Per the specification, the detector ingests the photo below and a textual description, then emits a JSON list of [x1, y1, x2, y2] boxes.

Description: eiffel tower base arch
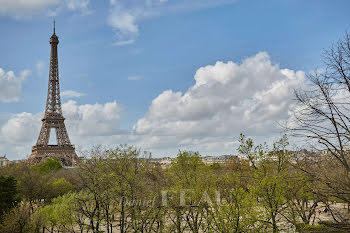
[[29, 145, 78, 166]]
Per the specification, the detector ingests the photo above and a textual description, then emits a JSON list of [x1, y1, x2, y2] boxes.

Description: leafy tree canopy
[[0, 175, 20, 221], [33, 158, 62, 173]]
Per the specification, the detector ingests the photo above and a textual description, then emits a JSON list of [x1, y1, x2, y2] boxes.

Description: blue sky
[[0, 0, 349, 160]]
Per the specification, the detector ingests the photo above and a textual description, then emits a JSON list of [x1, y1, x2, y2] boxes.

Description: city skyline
[[0, 0, 350, 160]]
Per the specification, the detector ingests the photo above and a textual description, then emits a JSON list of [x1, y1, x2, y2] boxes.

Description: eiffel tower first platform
[[29, 23, 78, 166]]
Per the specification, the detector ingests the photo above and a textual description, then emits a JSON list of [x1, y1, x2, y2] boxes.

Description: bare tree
[[289, 33, 350, 223]]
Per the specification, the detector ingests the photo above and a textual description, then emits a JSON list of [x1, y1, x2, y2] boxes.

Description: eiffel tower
[[29, 22, 78, 166]]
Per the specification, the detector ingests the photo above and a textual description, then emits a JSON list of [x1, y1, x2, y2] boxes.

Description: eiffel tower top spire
[[46, 21, 62, 119], [50, 21, 59, 44]]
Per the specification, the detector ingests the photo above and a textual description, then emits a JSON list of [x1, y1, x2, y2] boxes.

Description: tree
[[0, 202, 31, 233], [209, 173, 261, 233], [289, 33, 350, 225], [32, 193, 86, 233], [282, 167, 319, 229], [106, 145, 165, 233], [238, 134, 295, 232], [75, 145, 165, 233], [33, 158, 62, 173], [75, 151, 111, 233], [13, 163, 59, 206], [46, 178, 74, 201], [167, 151, 216, 233], [0, 175, 20, 221]]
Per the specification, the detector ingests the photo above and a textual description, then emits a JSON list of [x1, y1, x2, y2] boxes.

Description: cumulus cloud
[[1, 112, 42, 144], [108, 0, 236, 45], [132, 52, 306, 155], [0, 0, 91, 18], [62, 100, 123, 137], [0, 68, 30, 103], [61, 90, 86, 98]]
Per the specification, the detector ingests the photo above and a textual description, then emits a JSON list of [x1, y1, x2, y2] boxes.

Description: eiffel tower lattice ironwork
[[29, 22, 78, 166]]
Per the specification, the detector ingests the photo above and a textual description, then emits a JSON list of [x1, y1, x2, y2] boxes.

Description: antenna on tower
[[53, 20, 56, 34]]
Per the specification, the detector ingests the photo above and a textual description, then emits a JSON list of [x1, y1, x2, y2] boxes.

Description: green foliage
[[238, 133, 267, 169], [33, 158, 62, 173], [0, 161, 78, 205], [169, 151, 208, 187], [168, 151, 216, 208], [0, 175, 20, 221], [166, 151, 217, 232], [31, 193, 78, 232], [73, 145, 166, 232], [211, 173, 262, 232], [238, 134, 296, 232], [0, 202, 31, 233], [0, 140, 347, 232], [47, 178, 73, 199]]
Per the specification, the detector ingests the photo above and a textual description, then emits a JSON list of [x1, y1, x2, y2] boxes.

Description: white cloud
[[61, 90, 86, 98], [113, 39, 136, 46], [0, 68, 30, 103], [132, 52, 306, 155], [62, 100, 123, 137], [0, 0, 91, 18], [0, 0, 59, 18], [108, 5, 139, 46], [65, 0, 89, 11], [0, 112, 42, 144], [108, 0, 237, 45], [48, 0, 91, 17]]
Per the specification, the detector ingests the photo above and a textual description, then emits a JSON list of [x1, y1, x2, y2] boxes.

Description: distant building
[[144, 151, 152, 159], [149, 157, 174, 169], [159, 157, 173, 169], [201, 155, 238, 165], [11, 159, 25, 164], [0, 156, 10, 167], [148, 155, 242, 169]]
